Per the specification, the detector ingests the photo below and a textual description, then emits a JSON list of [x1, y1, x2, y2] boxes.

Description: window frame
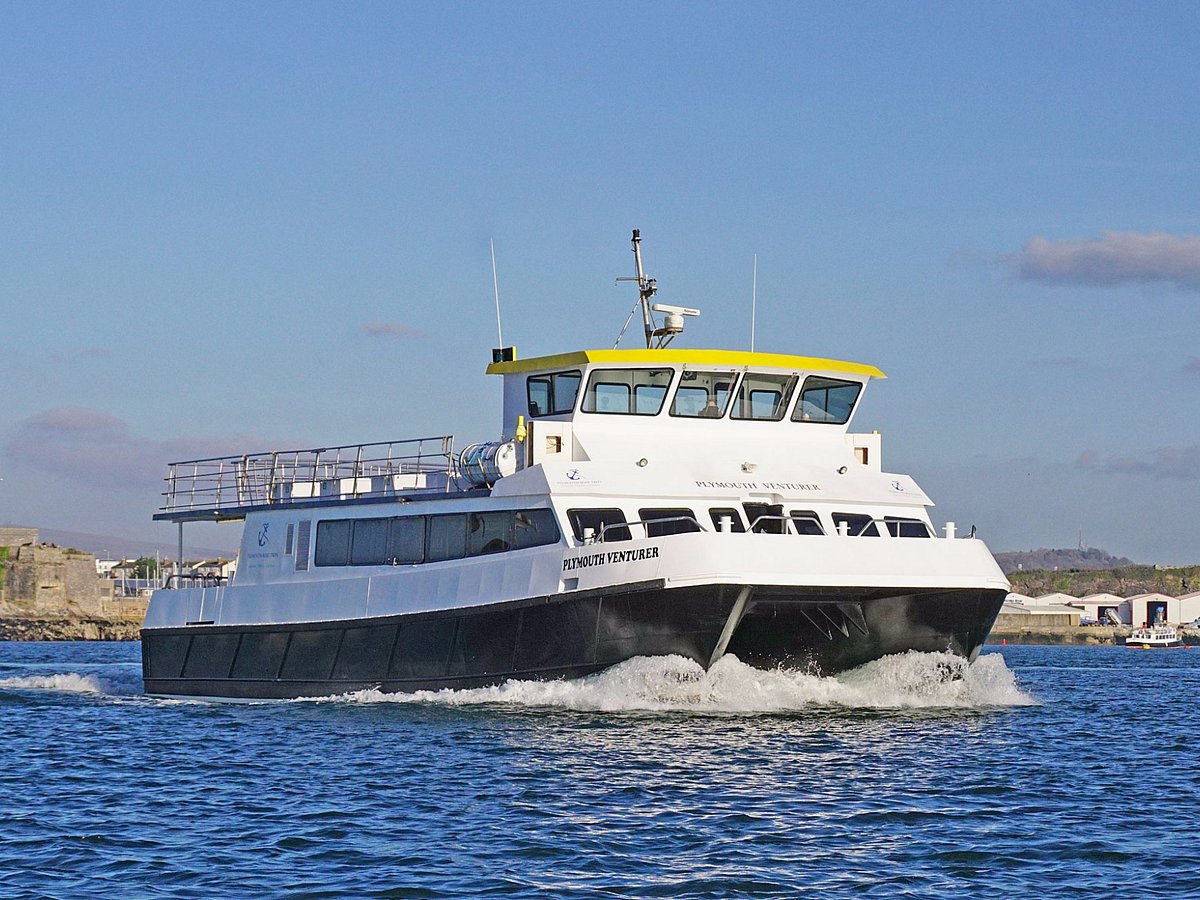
[[792, 376, 864, 425]]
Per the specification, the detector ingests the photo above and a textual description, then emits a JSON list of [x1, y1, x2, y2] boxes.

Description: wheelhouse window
[[468, 511, 514, 555], [731, 373, 798, 421], [884, 517, 931, 538], [527, 370, 582, 417], [427, 513, 468, 563], [793, 376, 863, 424], [670, 370, 737, 418], [513, 509, 560, 549], [581, 368, 674, 415], [833, 513, 879, 537], [567, 508, 631, 542], [638, 508, 702, 537]]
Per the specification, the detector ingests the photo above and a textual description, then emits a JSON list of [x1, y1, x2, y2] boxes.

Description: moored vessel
[[1122, 624, 1184, 649], [141, 231, 1010, 700]]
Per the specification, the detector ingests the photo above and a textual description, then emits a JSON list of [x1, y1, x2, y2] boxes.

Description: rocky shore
[[0, 616, 142, 641], [987, 624, 1200, 646]]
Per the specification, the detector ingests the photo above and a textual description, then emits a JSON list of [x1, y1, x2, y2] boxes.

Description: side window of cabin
[[314, 519, 352, 566], [638, 508, 702, 537], [581, 369, 673, 415], [709, 508, 746, 533], [527, 370, 582, 417], [833, 513, 879, 537], [350, 518, 390, 566], [793, 376, 863, 424], [512, 509, 561, 549], [670, 371, 737, 418], [426, 513, 468, 562], [468, 511, 513, 555], [731, 373, 798, 421], [884, 517, 931, 538], [567, 508, 631, 542], [388, 517, 425, 563], [789, 510, 825, 535], [743, 502, 785, 534]]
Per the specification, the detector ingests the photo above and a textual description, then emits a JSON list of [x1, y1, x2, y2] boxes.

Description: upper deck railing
[[157, 436, 459, 522]]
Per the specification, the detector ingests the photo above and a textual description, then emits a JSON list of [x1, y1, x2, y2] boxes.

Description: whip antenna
[[750, 253, 758, 352], [491, 238, 503, 348]]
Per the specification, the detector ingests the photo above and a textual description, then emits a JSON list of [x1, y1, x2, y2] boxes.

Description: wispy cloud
[[79, 346, 111, 359], [1017, 231, 1200, 291], [363, 321, 426, 339], [1076, 445, 1200, 480], [4, 407, 270, 491]]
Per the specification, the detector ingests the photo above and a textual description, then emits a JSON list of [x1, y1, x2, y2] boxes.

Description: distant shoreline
[[0, 617, 141, 641]]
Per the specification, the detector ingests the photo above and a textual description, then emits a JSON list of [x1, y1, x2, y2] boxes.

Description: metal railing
[[160, 436, 457, 519]]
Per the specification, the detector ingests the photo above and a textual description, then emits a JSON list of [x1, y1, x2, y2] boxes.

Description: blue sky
[[1, 2, 1197, 562]]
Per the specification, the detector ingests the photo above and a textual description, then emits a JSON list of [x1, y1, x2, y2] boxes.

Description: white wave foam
[[0, 672, 105, 694], [317, 651, 1035, 713]]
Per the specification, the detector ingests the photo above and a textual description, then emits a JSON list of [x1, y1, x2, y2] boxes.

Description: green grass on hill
[[1007, 565, 1200, 598]]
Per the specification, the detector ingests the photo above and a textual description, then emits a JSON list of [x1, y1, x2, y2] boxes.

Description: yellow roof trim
[[486, 348, 886, 379]]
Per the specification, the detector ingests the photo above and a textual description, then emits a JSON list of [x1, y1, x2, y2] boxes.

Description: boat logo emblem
[[890, 480, 904, 492], [258, 523, 270, 546], [565, 469, 581, 481]]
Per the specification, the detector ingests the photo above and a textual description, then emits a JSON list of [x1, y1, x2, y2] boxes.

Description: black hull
[[141, 582, 1007, 700]]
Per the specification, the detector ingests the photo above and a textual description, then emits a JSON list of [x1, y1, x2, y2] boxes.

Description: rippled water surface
[[2, 642, 1198, 898]]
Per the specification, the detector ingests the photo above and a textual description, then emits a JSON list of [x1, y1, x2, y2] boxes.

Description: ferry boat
[[141, 231, 1010, 700], [1123, 624, 1184, 649]]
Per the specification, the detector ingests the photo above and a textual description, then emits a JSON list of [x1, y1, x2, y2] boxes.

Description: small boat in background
[[1123, 624, 1184, 649]]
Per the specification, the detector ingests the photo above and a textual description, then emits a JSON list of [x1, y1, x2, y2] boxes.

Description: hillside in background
[[1006, 563, 1200, 598], [994, 548, 1134, 574]]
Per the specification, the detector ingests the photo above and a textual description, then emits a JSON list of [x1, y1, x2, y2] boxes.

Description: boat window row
[[566, 506, 930, 542], [314, 508, 560, 567], [527, 368, 862, 424]]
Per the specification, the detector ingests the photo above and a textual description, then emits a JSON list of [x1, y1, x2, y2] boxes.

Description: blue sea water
[[1, 643, 1198, 899]]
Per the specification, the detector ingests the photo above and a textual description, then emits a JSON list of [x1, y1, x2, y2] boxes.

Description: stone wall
[[0, 526, 38, 549], [1, 543, 109, 616]]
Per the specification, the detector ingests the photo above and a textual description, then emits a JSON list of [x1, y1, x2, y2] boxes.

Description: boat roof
[[485, 348, 887, 379]]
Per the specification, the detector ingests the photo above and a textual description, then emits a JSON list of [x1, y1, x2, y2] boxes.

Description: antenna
[[490, 238, 503, 348], [750, 253, 757, 352], [615, 229, 699, 349]]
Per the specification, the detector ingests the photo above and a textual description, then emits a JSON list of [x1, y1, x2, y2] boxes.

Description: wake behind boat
[[141, 231, 1010, 700]]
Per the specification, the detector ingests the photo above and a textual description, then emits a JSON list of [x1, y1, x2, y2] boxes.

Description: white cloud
[[1018, 231, 1200, 290]]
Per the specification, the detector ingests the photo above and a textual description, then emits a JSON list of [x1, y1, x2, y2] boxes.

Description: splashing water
[[318, 651, 1036, 713], [0, 673, 105, 694]]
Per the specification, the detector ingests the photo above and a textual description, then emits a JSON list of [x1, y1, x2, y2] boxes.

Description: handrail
[[159, 436, 458, 519], [596, 515, 707, 542], [163, 573, 228, 589]]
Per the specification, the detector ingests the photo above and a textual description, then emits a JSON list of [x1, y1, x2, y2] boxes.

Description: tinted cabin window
[[731, 373, 798, 421], [567, 508, 631, 542], [709, 508, 746, 533], [388, 517, 425, 564], [789, 510, 825, 535], [314, 519, 352, 566], [512, 509, 561, 549], [350, 518, 390, 565], [468, 511, 513, 555], [793, 376, 863, 424], [670, 371, 737, 418], [885, 517, 931, 538], [833, 513, 879, 537], [582, 368, 673, 415], [743, 502, 785, 534], [638, 508, 702, 537], [427, 514, 468, 562], [527, 370, 582, 417]]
